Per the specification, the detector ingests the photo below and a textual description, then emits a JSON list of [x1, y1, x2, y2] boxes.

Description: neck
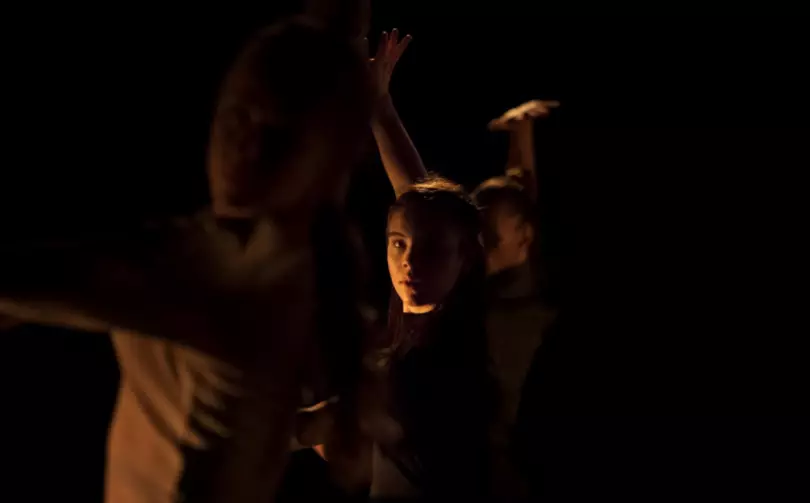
[[486, 252, 529, 276], [403, 303, 436, 315], [211, 201, 258, 220], [487, 257, 516, 276]]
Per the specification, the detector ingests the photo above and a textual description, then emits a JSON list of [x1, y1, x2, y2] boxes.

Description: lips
[[402, 278, 421, 289]]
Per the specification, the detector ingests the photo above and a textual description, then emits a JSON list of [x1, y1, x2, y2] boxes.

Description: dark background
[[2, 3, 807, 501]]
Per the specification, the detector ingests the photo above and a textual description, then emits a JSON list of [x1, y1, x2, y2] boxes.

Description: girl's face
[[484, 202, 534, 274], [386, 205, 467, 314]]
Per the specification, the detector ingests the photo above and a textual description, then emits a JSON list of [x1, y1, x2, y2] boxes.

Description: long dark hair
[[384, 175, 487, 356], [381, 173, 489, 367], [379, 176, 496, 497]]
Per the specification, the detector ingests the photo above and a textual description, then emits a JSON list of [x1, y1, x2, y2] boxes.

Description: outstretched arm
[[0, 224, 220, 348], [0, 233, 130, 332], [489, 100, 559, 203], [368, 29, 426, 198]]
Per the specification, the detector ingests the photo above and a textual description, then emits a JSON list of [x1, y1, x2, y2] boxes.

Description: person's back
[[486, 262, 555, 427], [0, 18, 371, 503], [474, 122, 558, 499]]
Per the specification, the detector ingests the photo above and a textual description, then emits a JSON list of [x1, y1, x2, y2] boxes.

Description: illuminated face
[[386, 205, 467, 314], [484, 203, 534, 275]]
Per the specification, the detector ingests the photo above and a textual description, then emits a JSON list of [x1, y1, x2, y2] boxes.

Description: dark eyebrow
[[387, 231, 406, 238]]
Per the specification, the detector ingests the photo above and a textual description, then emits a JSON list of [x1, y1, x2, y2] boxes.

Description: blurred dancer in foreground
[[364, 30, 495, 500], [474, 100, 559, 500], [0, 18, 371, 503]]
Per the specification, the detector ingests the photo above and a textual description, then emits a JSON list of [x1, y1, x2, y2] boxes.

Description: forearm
[[506, 121, 537, 202], [0, 239, 113, 331], [370, 95, 427, 198]]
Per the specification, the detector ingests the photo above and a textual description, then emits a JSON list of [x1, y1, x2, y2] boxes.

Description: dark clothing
[[277, 449, 367, 503], [369, 313, 492, 501]]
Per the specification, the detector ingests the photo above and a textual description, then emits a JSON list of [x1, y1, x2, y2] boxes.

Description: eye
[[390, 239, 406, 250]]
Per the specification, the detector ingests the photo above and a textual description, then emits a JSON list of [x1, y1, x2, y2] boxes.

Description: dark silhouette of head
[[207, 18, 371, 218], [473, 176, 535, 275]]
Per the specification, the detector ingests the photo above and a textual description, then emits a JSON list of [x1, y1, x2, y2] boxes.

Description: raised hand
[[367, 28, 412, 100], [488, 100, 560, 131]]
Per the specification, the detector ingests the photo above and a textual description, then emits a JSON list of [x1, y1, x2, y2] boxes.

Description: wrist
[[510, 118, 534, 133]]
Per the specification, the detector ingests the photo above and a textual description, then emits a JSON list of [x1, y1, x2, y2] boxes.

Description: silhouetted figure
[[473, 100, 559, 500], [0, 18, 371, 503]]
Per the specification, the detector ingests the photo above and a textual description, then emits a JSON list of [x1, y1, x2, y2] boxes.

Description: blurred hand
[[367, 28, 412, 100], [488, 100, 560, 131]]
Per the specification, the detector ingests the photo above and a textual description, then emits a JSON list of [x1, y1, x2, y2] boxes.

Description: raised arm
[[489, 100, 559, 204], [368, 29, 426, 198]]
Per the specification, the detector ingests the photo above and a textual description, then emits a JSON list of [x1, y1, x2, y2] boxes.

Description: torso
[[486, 262, 556, 434], [369, 313, 492, 500], [104, 213, 318, 503]]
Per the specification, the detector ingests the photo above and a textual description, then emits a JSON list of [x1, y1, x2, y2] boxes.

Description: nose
[[402, 246, 427, 277], [401, 250, 412, 273]]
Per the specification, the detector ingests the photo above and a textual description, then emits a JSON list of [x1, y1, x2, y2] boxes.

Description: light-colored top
[[1, 213, 319, 503]]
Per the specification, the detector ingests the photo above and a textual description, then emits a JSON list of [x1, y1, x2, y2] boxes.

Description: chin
[[410, 294, 439, 308]]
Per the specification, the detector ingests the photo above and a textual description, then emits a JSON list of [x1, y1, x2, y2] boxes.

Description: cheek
[[433, 255, 465, 294], [496, 221, 522, 247], [387, 254, 398, 278], [387, 251, 406, 282], [499, 229, 517, 247], [388, 259, 410, 302]]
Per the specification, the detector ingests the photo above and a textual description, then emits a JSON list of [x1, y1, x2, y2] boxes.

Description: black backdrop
[[2, 4, 808, 501]]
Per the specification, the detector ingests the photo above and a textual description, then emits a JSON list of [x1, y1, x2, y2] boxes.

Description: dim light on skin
[[403, 303, 435, 314], [0, 315, 21, 331], [313, 444, 327, 459], [488, 100, 560, 131], [297, 395, 339, 413], [387, 206, 468, 315]]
